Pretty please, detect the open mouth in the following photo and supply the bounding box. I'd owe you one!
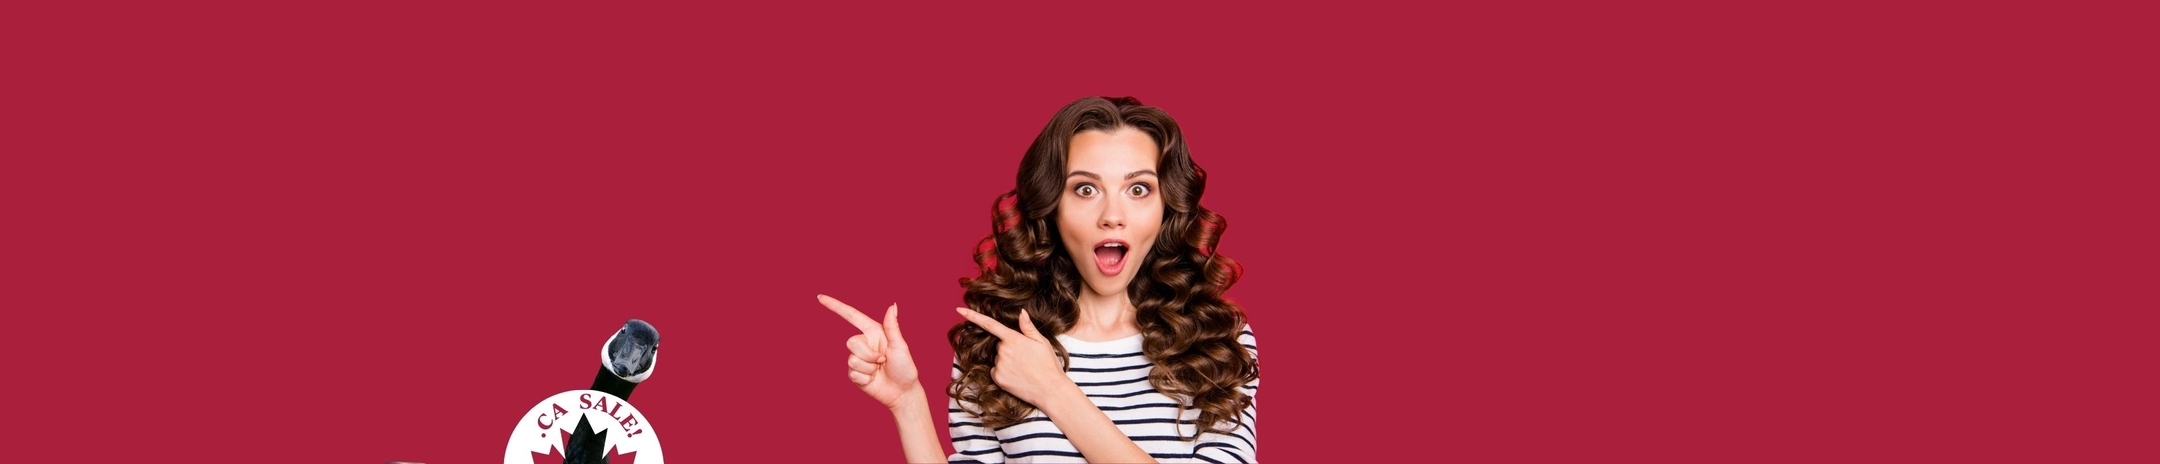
[1093,239,1129,277]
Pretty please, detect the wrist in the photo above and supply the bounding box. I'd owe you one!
[889,384,930,415]
[1033,384,1090,419]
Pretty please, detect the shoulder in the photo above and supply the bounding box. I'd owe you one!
[1236,324,1258,358]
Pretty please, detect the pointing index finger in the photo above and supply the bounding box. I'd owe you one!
[820,294,885,349]
[956,307,1023,341]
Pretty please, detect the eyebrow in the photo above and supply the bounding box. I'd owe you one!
[1066,170,1159,181]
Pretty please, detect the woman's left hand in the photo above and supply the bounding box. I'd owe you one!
[957,307,1079,407]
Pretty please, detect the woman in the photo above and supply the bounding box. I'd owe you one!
[821,96,1258,463]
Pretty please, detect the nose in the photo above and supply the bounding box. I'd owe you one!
[1099,194,1126,230]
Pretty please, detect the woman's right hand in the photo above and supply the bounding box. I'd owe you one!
[819,294,922,411]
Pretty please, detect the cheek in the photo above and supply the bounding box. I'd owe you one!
[1054,203,1096,257]
[1133,201,1167,241]
[1055,202,1087,235]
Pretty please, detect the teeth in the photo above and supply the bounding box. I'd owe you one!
[1104,243,1124,248]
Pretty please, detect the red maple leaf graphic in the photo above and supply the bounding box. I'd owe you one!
[528,416,638,464]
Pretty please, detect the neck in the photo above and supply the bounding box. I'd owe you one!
[1068,286,1140,340]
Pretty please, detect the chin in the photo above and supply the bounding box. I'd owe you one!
[1080,275,1131,296]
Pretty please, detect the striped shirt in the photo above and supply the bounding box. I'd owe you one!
[948,325,1259,463]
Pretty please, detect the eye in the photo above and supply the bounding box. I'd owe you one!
[1127,183,1151,197]
[1075,184,1099,197]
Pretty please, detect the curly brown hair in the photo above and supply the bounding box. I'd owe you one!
[948,96,1256,440]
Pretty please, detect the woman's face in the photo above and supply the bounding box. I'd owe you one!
[1057,127,1164,297]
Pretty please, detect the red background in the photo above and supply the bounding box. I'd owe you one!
[5,1,2153,462]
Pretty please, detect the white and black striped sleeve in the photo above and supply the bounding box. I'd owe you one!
[1166,326,1260,464]
[947,358,1005,463]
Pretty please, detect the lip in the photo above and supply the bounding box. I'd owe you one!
[1092,238,1130,277]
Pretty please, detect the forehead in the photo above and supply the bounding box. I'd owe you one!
[1067,128,1159,173]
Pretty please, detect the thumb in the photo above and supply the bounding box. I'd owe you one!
[883,303,907,347]
[1017,308,1046,341]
